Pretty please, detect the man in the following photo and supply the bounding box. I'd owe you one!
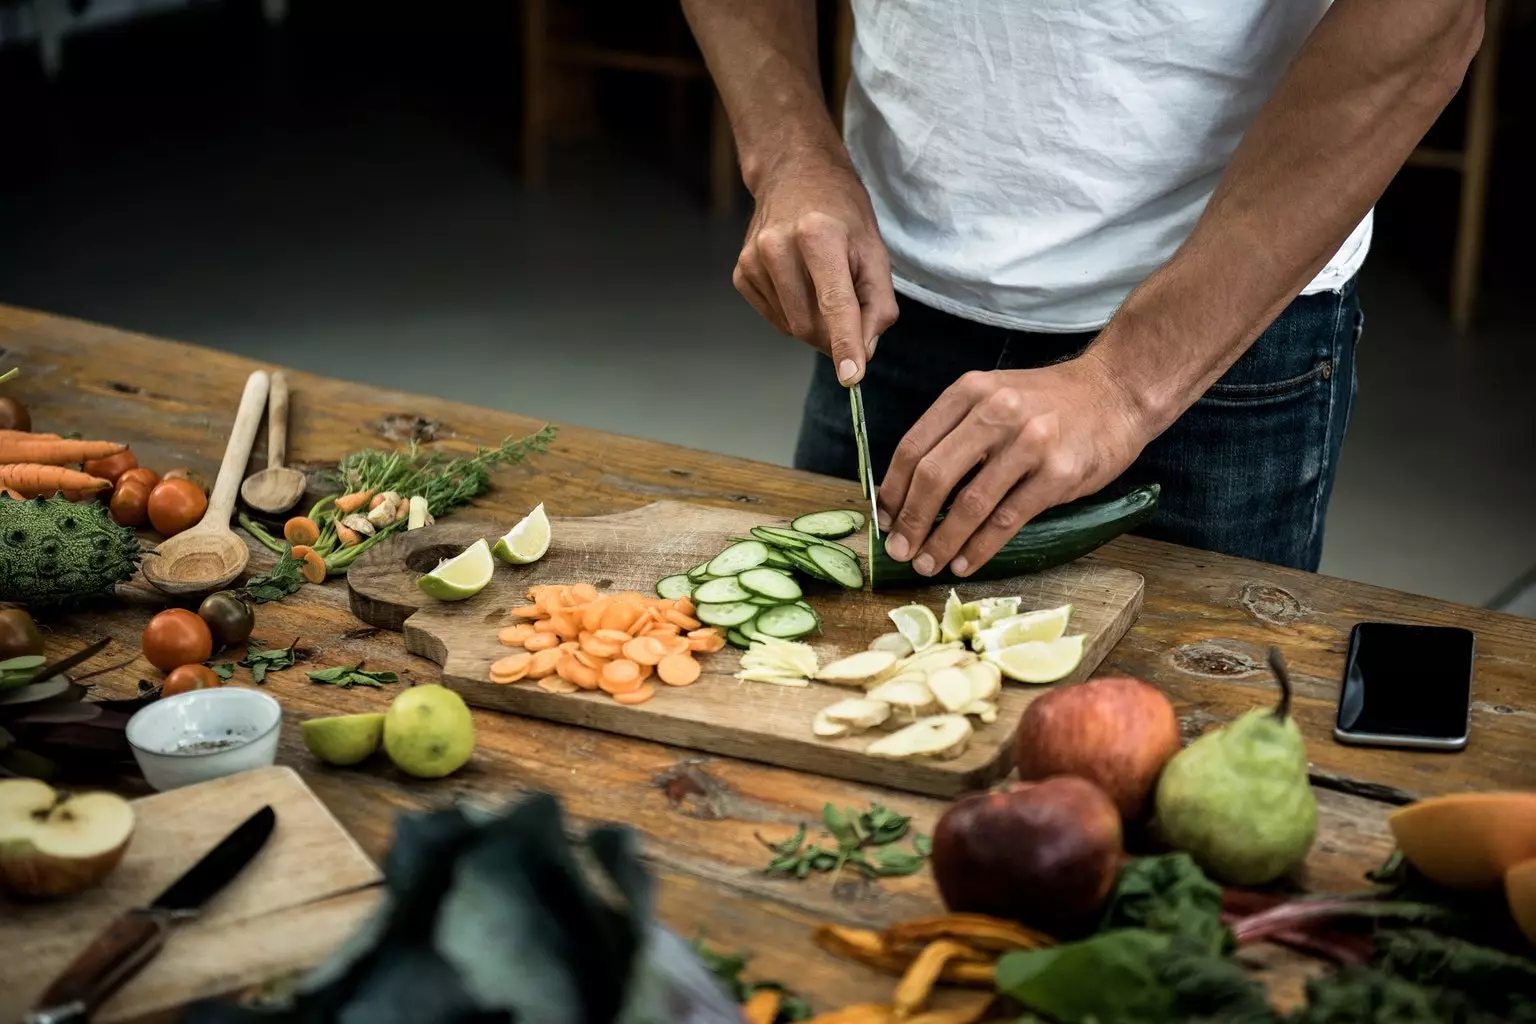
[681,0,1483,575]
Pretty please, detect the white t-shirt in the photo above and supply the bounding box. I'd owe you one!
[843,0,1372,332]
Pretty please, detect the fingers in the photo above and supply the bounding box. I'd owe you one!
[800,216,867,385]
[910,439,1045,576]
[949,468,1071,577]
[880,402,1000,568]
[755,226,822,350]
[877,371,991,532]
[733,261,790,336]
[854,243,900,358]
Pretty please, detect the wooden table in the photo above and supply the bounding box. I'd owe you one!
[4,303,1535,1016]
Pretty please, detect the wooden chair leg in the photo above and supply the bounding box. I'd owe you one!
[710,94,736,218]
[1450,0,1506,334]
[522,0,549,188]
[832,0,854,133]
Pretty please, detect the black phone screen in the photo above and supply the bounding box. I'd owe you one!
[1337,623,1474,742]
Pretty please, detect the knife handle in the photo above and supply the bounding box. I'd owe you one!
[27,908,169,1024]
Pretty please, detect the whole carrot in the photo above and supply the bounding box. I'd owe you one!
[0,437,125,465]
[0,464,111,497]
[333,490,374,514]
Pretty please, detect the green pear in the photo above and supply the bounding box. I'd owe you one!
[383,685,475,779]
[1154,649,1316,885]
[302,713,386,767]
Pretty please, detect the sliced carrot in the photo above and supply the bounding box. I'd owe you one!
[528,648,562,678]
[665,609,702,631]
[550,613,580,639]
[593,628,633,645]
[674,596,696,616]
[657,653,702,686]
[582,634,623,659]
[491,652,531,677]
[559,640,581,654]
[581,600,608,632]
[599,659,643,694]
[646,623,682,637]
[533,618,561,634]
[499,624,535,646]
[622,636,667,666]
[568,662,600,690]
[613,683,656,706]
[510,605,544,620]
[570,582,599,603]
[538,677,579,694]
[574,649,607,671]
[523,632,559,652]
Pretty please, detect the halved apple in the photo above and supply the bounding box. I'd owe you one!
[0,778,134,897]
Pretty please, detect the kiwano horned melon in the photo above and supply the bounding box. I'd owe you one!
[1388,792,1536,889]
[0,494,140,607]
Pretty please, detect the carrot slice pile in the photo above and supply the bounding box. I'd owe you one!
[487,583,723,704]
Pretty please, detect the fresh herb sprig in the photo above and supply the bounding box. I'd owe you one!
[760,803,931,885]
[332,425,557,520]
[207,638,301,684]
[307,662,398,689]
[693,935,813,1022]
[242,552,305,604]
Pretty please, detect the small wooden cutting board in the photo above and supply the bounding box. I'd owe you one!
[0,765,383,1023]
[347,501,1144,797]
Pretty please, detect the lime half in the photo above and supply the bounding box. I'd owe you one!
[971,604,1073,652]
[888,603,940,653]
[984,634,1086,684]
[940,590,966,643]
[418,538,495,601]
[491,503,551,566]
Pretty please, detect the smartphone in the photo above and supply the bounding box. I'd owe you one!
[1334,622,1474,751]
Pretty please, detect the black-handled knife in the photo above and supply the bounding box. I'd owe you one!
[26,804,277,1024]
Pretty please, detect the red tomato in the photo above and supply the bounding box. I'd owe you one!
[109,480,152,528]
[142,609,214,673]
[117,467,160,491]
[161,467,210,496]
[83,449,137,484]
[161,663,223,698]
[147,478,209,536]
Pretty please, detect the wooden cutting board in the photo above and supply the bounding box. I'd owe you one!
[347,501,1144,797]
[0,765,383,1023]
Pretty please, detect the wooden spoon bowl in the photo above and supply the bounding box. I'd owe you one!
[144,370,270,597]
[240,370,307,515]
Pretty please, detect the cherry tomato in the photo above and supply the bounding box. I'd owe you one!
[117,467,160,491]
[162,663,223,698]
[161,467,210,496]
[0,608,44,659]
[109,479,152,528]
[142,609,214,673]
[147,478,209,536]
[0,396,30,432]
[83,449,137,484]
[198,590,254,650]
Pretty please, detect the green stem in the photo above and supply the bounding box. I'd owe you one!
[238,514,287,554]
[324,521,404,574]
[0,368,17,385]
[307,493,337,522]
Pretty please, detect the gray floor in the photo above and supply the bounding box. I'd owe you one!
[1,3,1532,612]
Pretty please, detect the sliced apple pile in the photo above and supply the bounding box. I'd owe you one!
[0,778,135,898]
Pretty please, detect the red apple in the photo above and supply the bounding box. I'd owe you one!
[1014,676,1182,821]
[0,779,135,898]
[931,776,1123,936]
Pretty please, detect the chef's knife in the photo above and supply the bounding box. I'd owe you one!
[26,804,277,1024]
[25,637,112,687]
[849,384,880,540]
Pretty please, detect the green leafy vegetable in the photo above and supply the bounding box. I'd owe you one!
[241,638,300,684]
[242,553,305,605]
[760,802,929,885]
[1100,853,1231,954]
[307,662,398,689]
[693,936,813,1022]
[207,662,235,681]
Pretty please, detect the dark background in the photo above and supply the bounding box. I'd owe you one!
[0,0,1531,611]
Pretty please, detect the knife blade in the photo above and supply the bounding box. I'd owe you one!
[26,805,276,1024]
[849,384,880,540]
[25,637,112,687]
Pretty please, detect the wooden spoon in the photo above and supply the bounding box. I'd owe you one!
[240,370,306,515]
[143,370,271,596]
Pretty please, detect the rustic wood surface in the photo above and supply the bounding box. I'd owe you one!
[345,503,1144,797]
[2,304,1534,1018]
[0,766,382,1022]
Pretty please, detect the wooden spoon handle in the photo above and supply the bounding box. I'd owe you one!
[267,371,290,470]
[206,371,270,528]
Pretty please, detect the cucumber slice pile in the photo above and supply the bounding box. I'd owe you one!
[655,509,866,645]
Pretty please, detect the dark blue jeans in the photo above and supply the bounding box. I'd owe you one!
[793,281,1363,571]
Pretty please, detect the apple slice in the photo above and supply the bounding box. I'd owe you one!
[0,779,135,897]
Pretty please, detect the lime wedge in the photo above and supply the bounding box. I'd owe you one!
[970,604,1073,652]
[984,634,1087,684]
[888,603,940,653]
[940,590,966,643]
[417,538,494,601]
[962,595,1022,627]
[491,503,551,565]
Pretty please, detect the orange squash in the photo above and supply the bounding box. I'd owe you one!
[1507,858,1536,945]
[1389,792,1536,888]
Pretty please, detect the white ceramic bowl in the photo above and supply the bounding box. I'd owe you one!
[126,687,282,791]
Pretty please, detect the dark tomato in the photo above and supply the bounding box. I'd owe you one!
[162,663,223,698]
[0,397,30,432]
[83,449,138,484]
[109,480,152,528]
[198,591,254,650]
[142,609,214,673]
[147,479,209,536]
[0,608,45,659]
[161,468,210,496]
[117,467,160,491]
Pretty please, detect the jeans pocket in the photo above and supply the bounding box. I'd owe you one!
[1200,358,1334,407]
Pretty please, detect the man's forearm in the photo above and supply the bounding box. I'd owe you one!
[681,0,848,192]
[1090,0,1485,436]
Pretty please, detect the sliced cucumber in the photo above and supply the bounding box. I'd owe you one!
[686,561,713,582]
[763,527,859,560]
[695,600,760,627]
[655,574,696,600]
[693,576,753,604]
[784,549,836,583]
[790,510,858,539]
[751,525,807,550]
[706,540,769,577]
[738,567,803,601]
[840,509,867,529]
[806,544,863,588]
[755,603,819,639]
[746,595,780,606]
[726,628,754,649]
[763,547,795,569]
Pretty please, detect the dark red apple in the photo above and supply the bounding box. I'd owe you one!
[1014,676,1181,821]
[931,776,1123,936]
